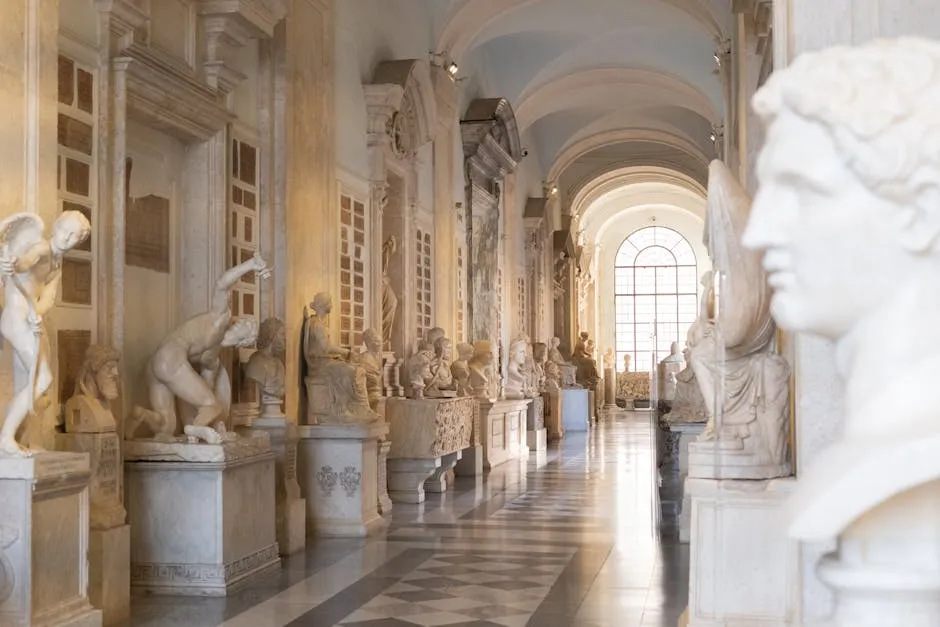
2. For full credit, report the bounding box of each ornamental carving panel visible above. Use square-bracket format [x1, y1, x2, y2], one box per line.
[430, 397, 474, 457]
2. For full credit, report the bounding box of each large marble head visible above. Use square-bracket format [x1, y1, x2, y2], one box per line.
[509, 338, 527, 365]
[51, 210, 91, 256]
[257, 317, 286, 359]
[744, 37, 940, 339]
[533, 342, 547, 364]
[472, 340, 494, 365]
[310, 292, 333, 317]
[76, 344, 121, 402]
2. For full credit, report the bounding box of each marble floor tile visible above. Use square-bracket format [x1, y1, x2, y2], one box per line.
[122, 411, 688, 627]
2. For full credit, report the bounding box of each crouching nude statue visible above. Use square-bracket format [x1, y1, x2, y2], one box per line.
[126, 254, 269, 444]
[0, 211, 91, 457]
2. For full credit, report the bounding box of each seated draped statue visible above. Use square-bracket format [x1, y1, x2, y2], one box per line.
[504, 337, 531, 399]
[128, 255, 268, 444]
[688, 161, 790, 479]
[245, 317, 286, 419]
[66, 344, 121, 434]
[663, 345, 707, 424]
[572, 333, 600, 389]
[549, 336, 577, 388]
[303, 292, 378, 424]
[451, 342, 474, 397]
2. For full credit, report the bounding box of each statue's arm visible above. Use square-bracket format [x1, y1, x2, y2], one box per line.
[36, 268, 61, 316]
[211, 254, 267, 313]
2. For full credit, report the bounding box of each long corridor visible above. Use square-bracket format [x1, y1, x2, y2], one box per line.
[127, 412, 688, 627]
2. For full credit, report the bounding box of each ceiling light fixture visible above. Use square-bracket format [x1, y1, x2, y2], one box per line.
[550, 185, 559, 196]
[446, 61, 459, 77]
[709, 131, 717, 142]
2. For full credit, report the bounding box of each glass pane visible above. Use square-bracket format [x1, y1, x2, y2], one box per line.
[656, 266, 677, 293]
[677, 266, 698, 293]
[654, 227, 681, 249]
[674, 239, 696, 265]
[635, 268, 656, 294]
[636, 246, 674, 267]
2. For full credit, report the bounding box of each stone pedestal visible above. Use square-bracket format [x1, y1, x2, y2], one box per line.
[526, 396, 546, 453]
[377, 439, 393, 514]
[603, 367, 617, 407]
[455, 399, 484, 477]
[387, 397, 474, 501]
[383, 351, 404, 397]
[56, 432, 128, 625]
[124, 438, 280, 596]
[666, 422, 707, 543]
[688, 440, 791, 480]
[297, 422, 388, 537]
[561, 388, 589, 432]
[544, 391, 564, 441]
[0, 453, 102, 627]
[479, 399, 530, 469]
[244, 417, 306, 556]
[423, 451, 461, 493]
[686, 477, 799, 626]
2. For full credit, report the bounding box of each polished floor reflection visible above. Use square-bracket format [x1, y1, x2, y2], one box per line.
[125, 410, 688, 627]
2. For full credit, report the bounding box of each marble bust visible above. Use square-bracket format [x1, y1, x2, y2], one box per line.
[658, 342, 684, 403]
[531, 342, 548, 394]
[743, 37, 940, 590]
[303, 292, 378, 424]
[687, 160, 790, 480]
[66, 344, 121, 434]
[468, 340, 495, 400]
[423, 327, 457, 398]
[359, 328, 384, 411]
[504, 337, 530, 400]
[623, 353, 632, 372]
[0, 211, 91, 456]
[603, 348, 615, 370]
[128, 255, 268, 443]
[404, 348, 433, 399]
[451, 342, 474, 397]
[245, 317, 286, 419]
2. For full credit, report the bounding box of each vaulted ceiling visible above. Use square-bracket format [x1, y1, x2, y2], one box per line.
[426, 0, 729, 209]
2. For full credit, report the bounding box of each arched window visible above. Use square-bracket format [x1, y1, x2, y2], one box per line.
[614, 226, 697, 372]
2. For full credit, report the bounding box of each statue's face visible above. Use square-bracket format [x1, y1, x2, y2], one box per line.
[95, 360, 120, 401]
[512, 344, 526, 365]
[439, 341, 452, 362]
[744, 112, 901, 338]
[682, 347, 691, 362]
[52, 221, 84, 253]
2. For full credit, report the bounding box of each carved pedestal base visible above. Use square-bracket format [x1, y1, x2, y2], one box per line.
[479, 399, 530, 469]
[387, 458, 440, 503]
[297, 423, 389, 537]
[56, 432, 128, 624]
[561, 388, 590, 432]
[665, 422, 707, 543]
[244, 417, 306, 556]
[124, 440, 279, 596]
[424, 451, 461, 493]
[0, 453, 102, 626]
[686, 477, 798, 627]
[377, 440, 393, 515]
[688, 439, 791, 480]
[544, 392, 564, 442]
[89, 524, 130, 626]
[387, 397, 474, 489]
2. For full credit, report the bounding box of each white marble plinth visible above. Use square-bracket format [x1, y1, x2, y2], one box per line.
[480, 399, 530, 469]
[669, 422, 707, 544]
[125, 442, 279, 596]
[561, 388, 589, 432]
[0, 453, 102, 626]
[424, 451, 461, 493]
[297, 422, 388, 537]
[243, 417, 306, 556]
[89, 524, 130, 626]
[526, 397, 546, 453]
[688, 439, 791, 480]
[686, 477, 799, 626]
[527, 429, 547, 452]
[544, 392, 563, 441]
[56, 432, 126, 531]
[387, 458, 440, 503]
[377, 440, 393, 515]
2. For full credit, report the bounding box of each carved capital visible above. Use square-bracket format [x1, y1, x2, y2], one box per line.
[95, 0, 148, 55]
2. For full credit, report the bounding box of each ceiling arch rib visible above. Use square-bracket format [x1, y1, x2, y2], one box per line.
[436, 0, 724, 61]
[571, 165, 706, 224]
[514, 67, 721, 133]
[548, 127, 711, 184]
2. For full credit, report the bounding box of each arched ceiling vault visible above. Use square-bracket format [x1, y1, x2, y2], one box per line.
[432, 0, 729, 207]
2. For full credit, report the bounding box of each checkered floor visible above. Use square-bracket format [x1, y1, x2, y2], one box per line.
[336, 551, 571, 626]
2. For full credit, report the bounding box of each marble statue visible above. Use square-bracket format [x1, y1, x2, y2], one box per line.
[603, 348, 615, 371]
[0, 211, 90, 457]
[381, 236, 398, 349]
[423, 327, 457, 398]
[303, 292, 378, 423]
[468, 340, 495, 399]
[360, 328, 384, 411]
[623, 353, 632, 372]
[572, 333, 600, 389]
[571, 331, 590, 360]
[128, 255, 268, 443]
[451, 342, 474, 397]
[658, 342, 684, 404]
[552, 251, 569, 298]
[504, 337, 530, 399]
[66, 344, 121, 433]
[245, 317, 286, 419]
[532, 342, 548, 393]
[663, 346, 706, 424]
[548, 337, 569, 366]
[744, 39, 940, 623]
[404, 348, 433, 399]
[688, 160, 790, 479]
